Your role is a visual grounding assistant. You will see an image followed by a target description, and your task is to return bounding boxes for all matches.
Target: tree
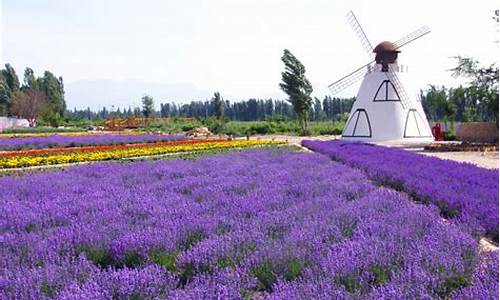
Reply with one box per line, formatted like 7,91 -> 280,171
40,71 -> 66,125
10,89 -> 46,127
279,49 -> 313,134
450,56 -> 499,123
142,95 -> 154,118
211,91 -> 224,121
421,85 -> 455,123
0,64 -> 21,115
2,64 -> 20,92
0,79 -> 10,116
313,97 -> 322,121
23,67 -> 38,90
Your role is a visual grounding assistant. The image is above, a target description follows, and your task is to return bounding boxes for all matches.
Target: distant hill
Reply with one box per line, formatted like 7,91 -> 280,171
65,79 -> 212,110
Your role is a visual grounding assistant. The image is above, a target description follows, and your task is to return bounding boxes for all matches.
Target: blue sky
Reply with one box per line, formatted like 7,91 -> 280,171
1,0 -> 498,109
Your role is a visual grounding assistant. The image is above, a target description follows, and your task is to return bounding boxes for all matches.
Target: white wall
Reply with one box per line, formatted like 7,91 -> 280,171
0,117 -> 30,132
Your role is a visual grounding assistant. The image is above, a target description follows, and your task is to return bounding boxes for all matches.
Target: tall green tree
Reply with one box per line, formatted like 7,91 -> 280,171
41,71 -> 66,116
279,49 -> 313,134
0,79 -> 10,116
23,67 -> 38,90
3,64 -> 20,92
0,64 -> 20,115
141,95 -> 154,118
450,56 -> 499,123
421,85 -> 456,123
313,97 -> 322,121
211,91 -> 224,121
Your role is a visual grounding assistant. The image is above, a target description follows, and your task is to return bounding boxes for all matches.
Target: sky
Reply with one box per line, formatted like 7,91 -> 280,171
0,0 -> 498,110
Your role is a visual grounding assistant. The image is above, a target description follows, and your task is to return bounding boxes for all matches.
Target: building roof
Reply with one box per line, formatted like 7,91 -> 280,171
373,41 -> 400,53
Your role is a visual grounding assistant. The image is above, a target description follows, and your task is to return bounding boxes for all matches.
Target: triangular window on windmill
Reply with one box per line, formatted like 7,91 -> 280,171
404,109 -> 433,138
342,109 -> 372,138
373,80 -> 401,102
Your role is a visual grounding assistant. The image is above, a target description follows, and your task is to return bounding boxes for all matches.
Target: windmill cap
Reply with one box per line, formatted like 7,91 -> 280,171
373,41 -> 400,53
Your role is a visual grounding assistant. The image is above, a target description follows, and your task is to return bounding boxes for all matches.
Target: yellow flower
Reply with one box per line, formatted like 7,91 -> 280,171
0,140 -> 284,169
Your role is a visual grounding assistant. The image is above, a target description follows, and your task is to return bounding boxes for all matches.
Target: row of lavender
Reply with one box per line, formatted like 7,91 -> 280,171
302,140 -> 499,242
0,133 -> 185,150
0,149 -> 497,299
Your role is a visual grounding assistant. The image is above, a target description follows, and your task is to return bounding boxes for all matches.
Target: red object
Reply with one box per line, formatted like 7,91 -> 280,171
432,123 -> 442,141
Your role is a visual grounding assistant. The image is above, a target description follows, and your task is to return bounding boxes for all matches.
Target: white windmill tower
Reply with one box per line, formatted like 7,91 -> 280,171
329,11 -> 434,143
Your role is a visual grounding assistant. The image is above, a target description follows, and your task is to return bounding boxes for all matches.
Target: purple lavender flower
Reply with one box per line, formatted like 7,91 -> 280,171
302,140 -> 499,242
0,149 -> 496,299
0,133 -> 185,150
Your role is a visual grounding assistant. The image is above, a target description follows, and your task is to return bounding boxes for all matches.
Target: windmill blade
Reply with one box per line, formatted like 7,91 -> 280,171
328,61 -> 374,95
385,65 -> 411,109
346,10 -> 374,55
393,25 -> 430,49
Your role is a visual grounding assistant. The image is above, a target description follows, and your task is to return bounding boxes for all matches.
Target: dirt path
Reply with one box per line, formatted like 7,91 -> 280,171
419,151 -> 499,170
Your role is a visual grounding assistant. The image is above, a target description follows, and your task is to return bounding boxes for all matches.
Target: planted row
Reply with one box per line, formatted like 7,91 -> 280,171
0,138 -> 226,158
302,140 -> 499,242
0,133 -> 185,150
0,149 -> 495,299
0,140 -> 283,169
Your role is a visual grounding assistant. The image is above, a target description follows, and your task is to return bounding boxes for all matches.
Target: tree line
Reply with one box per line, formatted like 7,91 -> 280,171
65,95 -> 354,123
420,57 -> 498,124
0,64 -> 66,126
4,53 -> 496,130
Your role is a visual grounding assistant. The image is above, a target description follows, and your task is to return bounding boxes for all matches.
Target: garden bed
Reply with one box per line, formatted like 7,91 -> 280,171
302,140 -> 499,242
0,149 -> 497,299
0,139 -> 284,169
0,133 -> 185,150
424,142 -> 498,152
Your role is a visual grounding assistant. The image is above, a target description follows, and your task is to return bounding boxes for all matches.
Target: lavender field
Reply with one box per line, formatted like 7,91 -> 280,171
0,134 -> 185,150
0,149 -> 497,299
302,140 -> 499,242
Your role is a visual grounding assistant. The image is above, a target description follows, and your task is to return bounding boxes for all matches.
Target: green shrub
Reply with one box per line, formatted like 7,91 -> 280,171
251,261 -> 276,292
443,130 -> 456,141
284,259 -> 304,282
77,245 -> 114,268
251,258 -> 305,292
369,264 -> 391,285
334,273 -> 362,293
149,249 -> 178,272
181,124 -> 197,131
177,230 -> 207,251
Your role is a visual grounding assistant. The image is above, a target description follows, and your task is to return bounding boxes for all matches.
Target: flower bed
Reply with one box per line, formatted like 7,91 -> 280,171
0,138 -> 227,158
302,140 -> 499,242
0,133 -> 185,150
0,131 -> 145,138
0,149 -> 496,299
0,140 -> 283,169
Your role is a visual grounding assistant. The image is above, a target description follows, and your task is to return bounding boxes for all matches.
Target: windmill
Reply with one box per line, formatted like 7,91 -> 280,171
330,11 -> 434,143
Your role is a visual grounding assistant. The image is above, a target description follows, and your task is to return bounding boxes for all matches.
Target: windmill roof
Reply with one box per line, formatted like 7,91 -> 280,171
373,41 -> 400,53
